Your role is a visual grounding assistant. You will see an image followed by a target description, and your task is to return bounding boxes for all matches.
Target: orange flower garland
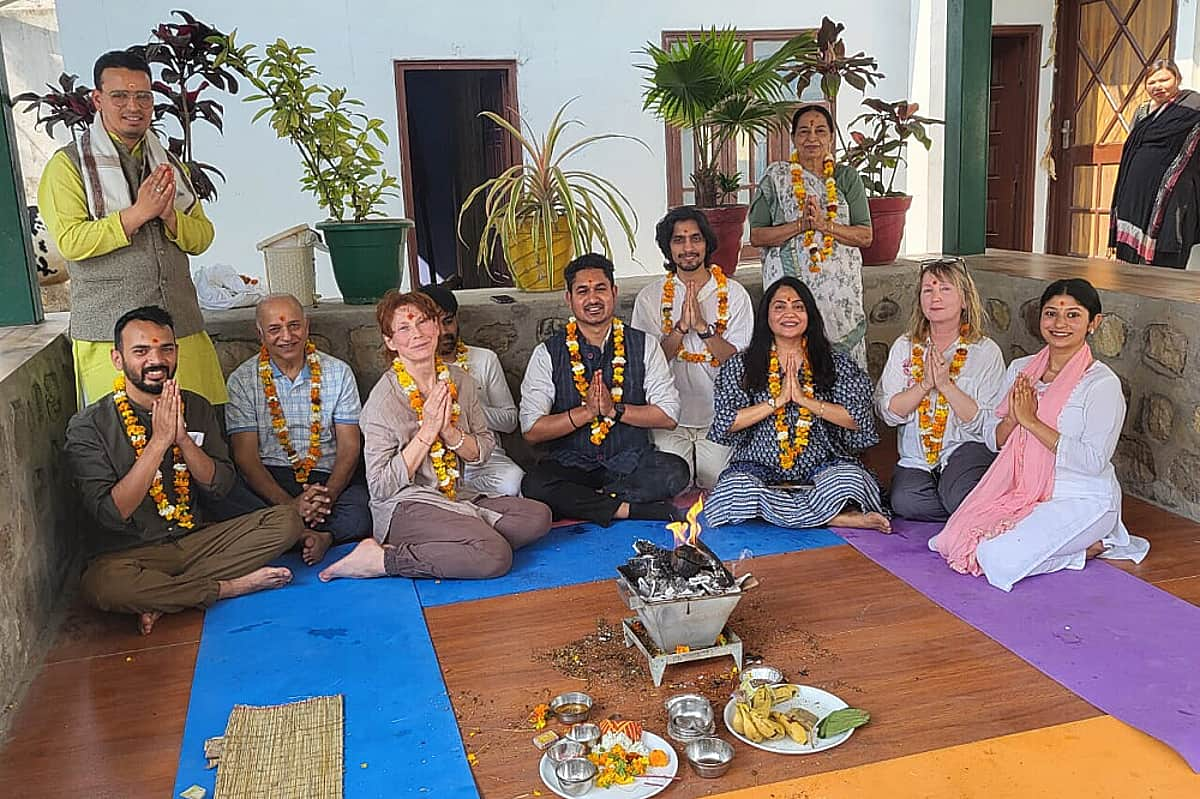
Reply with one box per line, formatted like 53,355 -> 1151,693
659,268 -> 730,366
113,375 -> 194,529
454,340 -> 470,372
911,335 -> 970,465
393,356 -> 461,500
768,344 -> 816,471
566,317 -> 625,445
789,152 -> 838,273
259,340 -> 323,484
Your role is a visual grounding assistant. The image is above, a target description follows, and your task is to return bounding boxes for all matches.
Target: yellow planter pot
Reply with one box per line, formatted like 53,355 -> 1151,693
505,218 -> 575,292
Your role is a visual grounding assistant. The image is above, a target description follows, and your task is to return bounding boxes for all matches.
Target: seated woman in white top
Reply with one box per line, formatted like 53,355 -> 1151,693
930,278 -> 1149,591
876,258 -> 1007,521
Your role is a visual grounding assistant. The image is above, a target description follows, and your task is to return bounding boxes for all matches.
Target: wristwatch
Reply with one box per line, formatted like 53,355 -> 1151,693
697,323 -> 717,340
612,402 -> 626,423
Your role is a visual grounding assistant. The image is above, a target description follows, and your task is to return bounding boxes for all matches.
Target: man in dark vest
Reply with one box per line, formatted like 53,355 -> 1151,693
37,48 -> 225,408
519,254 -> 689,524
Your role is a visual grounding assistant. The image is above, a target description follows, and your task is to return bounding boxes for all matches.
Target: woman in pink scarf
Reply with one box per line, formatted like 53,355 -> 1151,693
929,279 -> 1149,590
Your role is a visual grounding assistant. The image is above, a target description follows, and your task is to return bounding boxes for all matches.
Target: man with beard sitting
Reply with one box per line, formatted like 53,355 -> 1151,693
65,306 -> 302,635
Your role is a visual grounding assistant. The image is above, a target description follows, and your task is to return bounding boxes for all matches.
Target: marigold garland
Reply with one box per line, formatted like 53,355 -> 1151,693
659,268 -> 730,366
789,152 -> 837,273
566,316 -> 625,445
911,334 -> 970,465
259,340 -> 323,484
113,375 -> 194,529
454,340 -> 470,372
768,344 -> 816,471
393,357 -> 461,500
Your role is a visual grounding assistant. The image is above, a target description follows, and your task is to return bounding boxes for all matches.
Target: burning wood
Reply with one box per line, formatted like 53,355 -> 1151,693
619,497 -> 736,601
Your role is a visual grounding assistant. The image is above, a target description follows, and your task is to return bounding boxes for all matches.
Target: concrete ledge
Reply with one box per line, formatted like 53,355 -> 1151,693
0,316 -> 79,737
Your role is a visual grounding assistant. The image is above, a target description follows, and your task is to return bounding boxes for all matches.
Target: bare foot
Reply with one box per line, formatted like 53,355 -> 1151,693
301,529 -> 334,566
830,510 -> 892,533
318,538 -> 387,582
217,566 -> 293,600
1085,541 -> 1107,560
138,610 -> 163,636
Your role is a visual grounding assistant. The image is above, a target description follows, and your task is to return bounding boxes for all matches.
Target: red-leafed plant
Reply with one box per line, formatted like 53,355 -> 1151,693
840,99 -> 944,197
11,73 -> 95,142
143,9 -> 240,200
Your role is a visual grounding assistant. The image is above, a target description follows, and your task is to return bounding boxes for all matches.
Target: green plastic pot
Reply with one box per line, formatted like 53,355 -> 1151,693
316,218 -> 414,304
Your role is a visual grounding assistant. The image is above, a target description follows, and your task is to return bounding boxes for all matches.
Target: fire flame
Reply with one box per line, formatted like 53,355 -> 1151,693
668,496 -> 704,548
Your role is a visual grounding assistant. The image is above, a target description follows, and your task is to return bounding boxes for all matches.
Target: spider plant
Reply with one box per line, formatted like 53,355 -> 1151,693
458,98 -> 645,286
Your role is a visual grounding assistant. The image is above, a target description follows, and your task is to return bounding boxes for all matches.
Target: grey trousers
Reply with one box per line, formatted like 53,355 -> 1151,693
889,442 -> 996,522
382,495 -> 553,579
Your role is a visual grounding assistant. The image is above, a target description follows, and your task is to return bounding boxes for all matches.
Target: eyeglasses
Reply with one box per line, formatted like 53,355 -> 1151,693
919,257 -> 968,273
103,90 -> 155,108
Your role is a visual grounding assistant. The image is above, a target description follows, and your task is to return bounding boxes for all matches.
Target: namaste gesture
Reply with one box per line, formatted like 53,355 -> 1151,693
148,378 -> 188,453
676,281 -> 709,334
1008,374 -> 1040,429
585,371 -> 616,419
776,351 -> 806,406
927,345 -> 955,392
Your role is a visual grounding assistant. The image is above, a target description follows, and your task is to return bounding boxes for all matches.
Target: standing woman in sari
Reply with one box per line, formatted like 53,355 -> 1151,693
929,279 -> 1149,591
749,104 -> 874,366
1110,59 -> 1200,267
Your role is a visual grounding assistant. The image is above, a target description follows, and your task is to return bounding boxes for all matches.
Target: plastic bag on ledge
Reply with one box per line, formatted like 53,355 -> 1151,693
193,263 -> 266,310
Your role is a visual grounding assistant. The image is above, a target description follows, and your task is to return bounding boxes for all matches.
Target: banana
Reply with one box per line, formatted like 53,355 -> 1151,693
732,702 -> 746,735
753,711 -> 784,740
750,685 -> 773,715
771,684 -> 798,704
738,705 -> 763,742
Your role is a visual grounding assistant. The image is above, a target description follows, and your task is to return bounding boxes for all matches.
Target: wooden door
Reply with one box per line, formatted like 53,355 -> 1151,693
1049,0 -> 1175,257
988,29 -> 1040,251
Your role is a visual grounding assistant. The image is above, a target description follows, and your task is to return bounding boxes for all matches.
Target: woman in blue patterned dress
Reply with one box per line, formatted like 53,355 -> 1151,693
705,277 -> 890,532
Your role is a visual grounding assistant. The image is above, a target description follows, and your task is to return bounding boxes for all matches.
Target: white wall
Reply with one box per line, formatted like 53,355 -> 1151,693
0,7 -> 70,204
55,1 -> 917,296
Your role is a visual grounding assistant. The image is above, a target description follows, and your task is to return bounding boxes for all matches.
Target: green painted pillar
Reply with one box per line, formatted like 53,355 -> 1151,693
943,0 -> 992,255
0,32 -> 43,326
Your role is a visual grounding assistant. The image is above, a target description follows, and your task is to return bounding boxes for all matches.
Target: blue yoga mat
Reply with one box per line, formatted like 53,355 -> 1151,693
416,517 -> 844,607
174,546 -> 477,798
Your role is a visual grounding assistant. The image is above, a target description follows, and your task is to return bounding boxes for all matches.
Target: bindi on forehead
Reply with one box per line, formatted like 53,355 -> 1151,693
151,337 -> 159,343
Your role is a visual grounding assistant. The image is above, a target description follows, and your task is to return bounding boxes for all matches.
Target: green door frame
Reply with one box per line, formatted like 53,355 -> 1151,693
943,0 -> 993,256
0,31 -> 43,326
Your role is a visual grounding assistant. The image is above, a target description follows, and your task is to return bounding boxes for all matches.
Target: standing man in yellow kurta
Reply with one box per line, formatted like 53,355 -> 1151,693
37,48 -> 226,407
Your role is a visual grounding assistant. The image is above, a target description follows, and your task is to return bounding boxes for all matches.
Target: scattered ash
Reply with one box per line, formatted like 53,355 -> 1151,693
535,618 -> 646,683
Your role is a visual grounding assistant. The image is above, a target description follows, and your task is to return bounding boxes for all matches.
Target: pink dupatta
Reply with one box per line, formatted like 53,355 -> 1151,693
932,344 -> 1094,575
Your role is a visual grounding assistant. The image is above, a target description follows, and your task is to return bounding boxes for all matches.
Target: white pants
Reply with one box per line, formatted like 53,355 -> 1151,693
462,449 -> 525,497
652,425 -> 731,490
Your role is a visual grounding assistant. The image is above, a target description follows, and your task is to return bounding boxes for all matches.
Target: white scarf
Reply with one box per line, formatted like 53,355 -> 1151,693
75,117 -> 197,219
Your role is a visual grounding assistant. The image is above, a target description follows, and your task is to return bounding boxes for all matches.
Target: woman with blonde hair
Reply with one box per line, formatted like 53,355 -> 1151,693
876,258 -> 1007,520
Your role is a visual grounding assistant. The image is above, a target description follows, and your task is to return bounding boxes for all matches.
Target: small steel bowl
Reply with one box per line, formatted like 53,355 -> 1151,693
568,722 -> 601,750
741,665 -> 785,688
685,737 -> 734,778
555,756 -> 597,796
664,693 -> 714,723
550,692 -> 594,724
547,738 -> 587,764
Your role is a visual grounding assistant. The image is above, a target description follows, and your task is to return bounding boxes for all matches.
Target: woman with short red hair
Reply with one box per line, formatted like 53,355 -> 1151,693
319,290 -> 551,582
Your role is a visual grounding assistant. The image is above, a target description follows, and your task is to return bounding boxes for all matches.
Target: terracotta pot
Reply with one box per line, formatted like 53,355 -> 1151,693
696,204 -> 748,276
859,195 -> 913,266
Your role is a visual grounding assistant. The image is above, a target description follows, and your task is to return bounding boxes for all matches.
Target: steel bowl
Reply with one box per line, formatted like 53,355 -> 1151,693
547,738 -> 587,764
568,722 -> 601,750
667,714 -> 716,743
664,693 -> 714,723
741,665 -> 785,688
685,737 -> 734,778
550,692 -> 594,724
555,756 -> 597,796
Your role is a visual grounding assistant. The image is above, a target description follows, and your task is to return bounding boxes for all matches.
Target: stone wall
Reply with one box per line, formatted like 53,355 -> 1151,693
204,259 -> 1200,522
0,324 -> 79,732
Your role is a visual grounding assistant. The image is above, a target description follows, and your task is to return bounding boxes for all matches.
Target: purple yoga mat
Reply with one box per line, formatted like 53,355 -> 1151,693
836,519 -> 1200,772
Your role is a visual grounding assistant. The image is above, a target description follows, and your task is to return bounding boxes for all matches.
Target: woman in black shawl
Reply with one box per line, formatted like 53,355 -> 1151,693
1110,59 -> 1200,268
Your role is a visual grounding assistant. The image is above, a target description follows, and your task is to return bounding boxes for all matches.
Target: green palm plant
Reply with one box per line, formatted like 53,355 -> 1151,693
458,98 -> 645,290
638,28 -> 817,207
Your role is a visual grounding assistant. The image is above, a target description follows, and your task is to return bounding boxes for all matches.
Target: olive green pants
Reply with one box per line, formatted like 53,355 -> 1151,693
80,505 -> 303,614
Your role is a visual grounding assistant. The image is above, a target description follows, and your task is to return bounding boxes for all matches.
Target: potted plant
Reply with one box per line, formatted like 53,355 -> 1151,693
778,17 -> 884,150
457,98 -> 643,292
841,98 -> 944,264
638,27 -> 816,275
11,72 -> 94,142
215,32 -> 409,304
143,10 -> 239,201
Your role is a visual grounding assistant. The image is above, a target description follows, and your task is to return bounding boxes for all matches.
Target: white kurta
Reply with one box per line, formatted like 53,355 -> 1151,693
932,356 -> 1149,591
875,335 -> 1008,471
459,345 -> 524,496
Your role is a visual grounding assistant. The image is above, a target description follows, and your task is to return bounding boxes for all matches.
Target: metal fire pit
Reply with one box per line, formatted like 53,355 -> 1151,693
621,619 -> 743,687
615,574 -> 743,651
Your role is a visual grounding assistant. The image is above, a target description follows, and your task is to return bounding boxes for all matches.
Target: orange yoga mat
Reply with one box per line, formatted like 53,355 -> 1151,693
708,715 -> 1200,798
